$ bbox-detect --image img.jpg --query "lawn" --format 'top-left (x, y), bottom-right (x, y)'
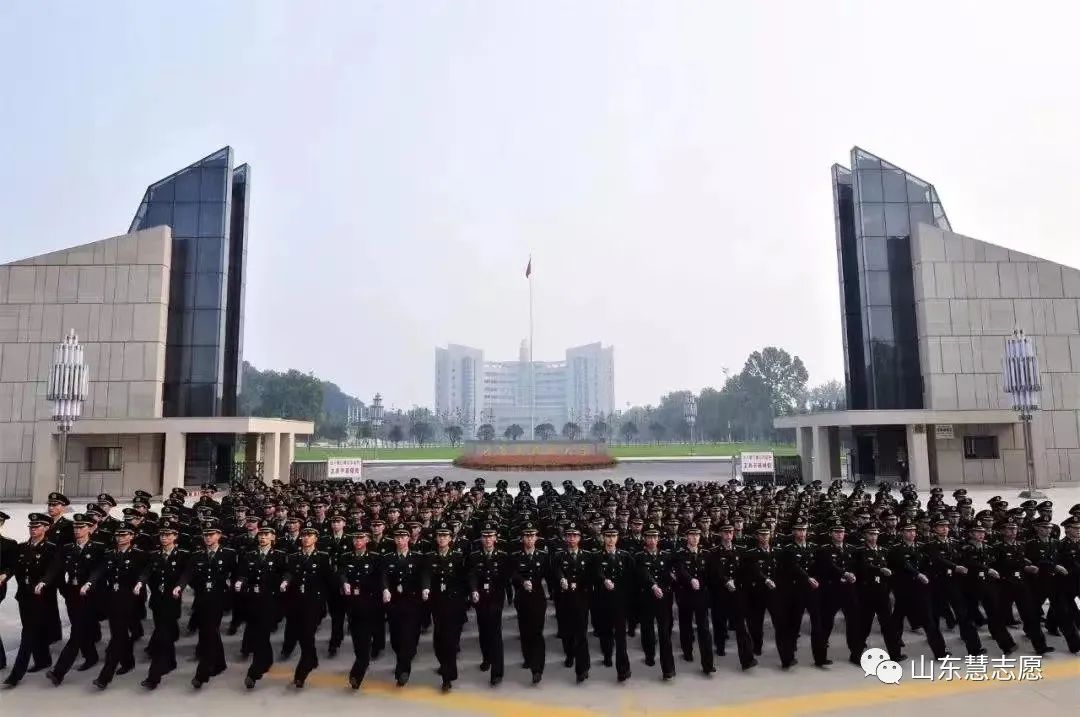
top-left (293, 442), bottom-right (795, 462)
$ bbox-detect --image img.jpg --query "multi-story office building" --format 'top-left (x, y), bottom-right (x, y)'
top-left (779, 147), bottom-right (1080, 488)
top-left (0, 149), bottom-right (311, 500)
top-left (435, 340), bottom-right (614, 435)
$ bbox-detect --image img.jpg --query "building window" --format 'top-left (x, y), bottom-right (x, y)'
top-left (963, 436), bottom-right (999, 460)
top-left (86, 447), bottom-right (123, 471)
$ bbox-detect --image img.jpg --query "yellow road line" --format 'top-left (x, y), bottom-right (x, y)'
top-left (654, 660), bottom-right (1080, 717)
top-left (265, 659), bottom-right (1080, 717)
top-left (265, 667), bottom-right (598, 717)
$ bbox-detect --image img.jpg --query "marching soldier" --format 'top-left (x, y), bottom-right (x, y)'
top-left (853, 525), bottom-right (904, 663)
top-left (778, 520), bottom-right (819, 669)
top-left (319, 514), bottom-right (351, 656)
top-left (44, 492), bottom-right (74, 547)
top-left (888, 521), bottom-right (948, 659)
top-left (43, 513), bottom-right (106, 685)
top-left (957, 524), bottom-right (1016, 654)
top-left (137, 519), bottom-right (189, 689)
top-left (743, 526), bottom-right (785, 664)
top-left (674, 522), bottom-right (714, 675)
top-left (708, 521), bottom-right (755, 669)
top-left (925, 517), bottom-right (981, 653)
top-left (812, 522), bottom-right (860, 667)
top-left (1, 513), bottom-right (59, 687)
top-left (992, 519), bottom-right (1051, 654)
top-left (340, 525), bottom-right (383, 689)
top-left (1057, 516), bottom-right (1080, 653)
top-left (90, 522), bottom-right (147, 689)
top-left (1027, 518), bottom-right (1080, 653)
top-left (0, 509), bottom-right (14, 670)
top-left (179, 519), bottom-right (238, 689)
top-left (553, 522), bottom-right (592, 682)
top-left (510, 520), bottom-right (549, 684)
top-left (381, 523), bottom-right (426, 686)
top-left (467, 521), bottom-right (509, 686)
top-left (593, 521), bottom-right (633, 682)
top-left (279, 522), bottom-right (335, 688)
top-left (427, 521), bottom-right (468, 691)
top-left (636, 522), bottom-right (676, 678)
top-left (235, 522), bottom-right (286, 689)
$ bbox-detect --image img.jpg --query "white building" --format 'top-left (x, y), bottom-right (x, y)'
top-left (435, 340), bottom-right (614, 436)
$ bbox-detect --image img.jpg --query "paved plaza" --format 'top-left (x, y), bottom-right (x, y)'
top-left (2, 478), bottom-right (1080, 716)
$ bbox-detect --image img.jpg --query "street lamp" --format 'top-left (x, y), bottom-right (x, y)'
top-left (47, 330), bottom-right (89, 495)
top-left (684, 395), bottom-right (698, 456)
top-left (370, 393), bottom-right (384, 460)
top-left (1002, 329), bottom-right (1043, 499)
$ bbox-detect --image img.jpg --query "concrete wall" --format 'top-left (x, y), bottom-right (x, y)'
top-left (64, 433), bottom-right (164, 498)
top-left (913, 223), bottom-right (1080, 484)
top-left (0, 228), bottom-right (171, 498)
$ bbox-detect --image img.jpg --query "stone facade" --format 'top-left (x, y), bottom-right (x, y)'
top-left (913, 223), bottom-right (1080, 484)
top-left (0, 228), bottom-right (171, 498)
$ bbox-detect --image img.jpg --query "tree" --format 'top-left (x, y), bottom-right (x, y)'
top-left (504, 424), bottom-right (524, 441)
top-left (590, 420), bottom-right (610, 442)
top-left (535, 422), bottom-right (557, 440)
top-left (445, 425), bottom-right (464, 446)
top-left (807, 379), bottom-right (845, 412)
top-left (318, 420), bottom-right (348, 446)
top-left (742, 346), bottom-right (809, 415)
top-left (357, 421), bottom-right (374, 441)
top-left (561, 422), bottom-right (582, 440)
top-left (620, 421), bottom-right (638, 444)
top-left (388, 424), bottom-right (404, 448)
top-left (648, 421), bottom-right (666, 444)
top-left (477, 424), bottom-right (496, 441)
top-left (410, 421), bottom-right (432, 446)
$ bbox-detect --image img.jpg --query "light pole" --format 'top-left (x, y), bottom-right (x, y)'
top-left (684, 395), bottom-right (698, 456)
top-left (47, 330), bottom-right (89, 495)
top-left (1002, 329), bottom-right (1044, 499)
top-left (370, 393), bottom-right (384, 460)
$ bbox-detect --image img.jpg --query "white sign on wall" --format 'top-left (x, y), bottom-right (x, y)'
top-left (741, 451), bottom-right (775, 474)
top-left (326, 457), bottom-right (363, 481)
top-left (935, 424), bottom-right (955, 440)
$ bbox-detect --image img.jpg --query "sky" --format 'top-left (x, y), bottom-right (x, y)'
top-left (4, 1), bottom-right (1080, 411)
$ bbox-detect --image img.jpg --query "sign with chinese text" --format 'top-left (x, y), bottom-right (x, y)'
top-left (741, 451), bottom-right (775, 474)
top-left (326, 458), bottom-right (363, 481)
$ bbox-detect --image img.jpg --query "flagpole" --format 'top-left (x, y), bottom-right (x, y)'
top-left (529, 257), bottom-right (535, 440)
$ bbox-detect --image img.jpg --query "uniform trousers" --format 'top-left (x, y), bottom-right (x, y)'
top-left (639, 590), bottom-right (675, 675)
top-left (243, 594), bottom-right (277, 681)
top-left (96, 589), bottom-right (138, 685)
top-left (711, 586), bottom-right (754, 667)
top-left (475, 595), bottom-right (505, 680)
top-left (854, 583), bottom-right (903, 660)
top-left (5, 596), bottom-right (53, 684)
top-left (431, 597), bottom-right (465, 682)
top-left (515, 591), bottom-right (547, 675)
top-left (145, 593), bottom-right (181, 684)
top-left (557, 591), bottom-right (591, 678)
top-left (814, 581), bottom-right (861, 665)
top-left (388, 595), bottom-right (422, 679)
top-left (676, 588), bottom-right (714, 671)
top-left (193, 595), bottom-right (227, 682)
top-left (292, 595), bottom-right (323, 682)
top-left (594, 590), bottom-right (631, 678)
top-left (51, 590), bottom-right (99, 679)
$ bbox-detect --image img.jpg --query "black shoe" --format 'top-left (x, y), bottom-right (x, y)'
top-left (618, 671), bottom-right (631, 682)
top-left (2, 678), bottom-right (18, 689)
top-left (815, 659), bottom-right (833, 667)
top-left (396, 671), bottom-right (410, 687)
top-left (532, 671), bottom-right (542, 684)
top-left (1037, 646), bottom-right (1056, 655)
top-left (244, 676), bottom-right (256, 690)
top-left (441, 679), bottom-right (452, 692)
top-left (849, 654), bottom-right (861, 666)
top-left (576, 671), bottom-right (589, 683)
top-left (717, 646), bottom-right (726, 657)
top-left (46, 670), bottom-right (62, 686)
top-left (682, 653), bottom-right (693, 662)
top-left (663, 672), bottom-right (674, 680)
top-left (191, 677), bottom-right (204, 689)
top-left (742, 658), bottom-right (758, 670)
top-left (293, 678), bottom-right (304, 689)
top-left (603, 657), bottom-right (613, 667)
top-left (92, 679), bottom-right (107, 690)
top-left (753, 647), bottom-right (762, 656)
top-left (350, 675), bottom-right (362, 690)
top-left (1003, 644), bottom-right (1018, 656)
top-left (479, 661), bottom-right (490, 672)
top-left (564, 656), bottom-right (574, 668)
top-left (117, 663), bottom-right (134, 676)
top-left (371, 649), bottom-right (382, 661)
top-left (781, 658), bottom-right (798, 669)
top-left (490, 675), bottom-right (502, 687)
top-left (970, 648), bottom-right (987, 657)
top-left (644, 657), bottom-right (655, 666)
top-left (140, 678), bottom-right (159, 690)
top-left (328, 645), bottom-right (338, 658)
top-left (627, 628), bottom-right (636, 637)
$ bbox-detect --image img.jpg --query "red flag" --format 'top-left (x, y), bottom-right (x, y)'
top-left (525, 256), bottom-right (532, 278)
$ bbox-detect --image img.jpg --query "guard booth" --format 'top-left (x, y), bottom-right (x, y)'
top-left (739, 451), bottom-right (776, 487)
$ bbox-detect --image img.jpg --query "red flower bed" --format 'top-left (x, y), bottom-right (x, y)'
top-left (453, 454), bottom-right (617, 471)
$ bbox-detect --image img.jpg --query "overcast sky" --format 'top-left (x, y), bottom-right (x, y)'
top-left (4, 2), bottom-right (1080, 411)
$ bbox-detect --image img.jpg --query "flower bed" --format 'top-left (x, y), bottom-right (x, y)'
top-left (452, 453), bottom-right (617, 471)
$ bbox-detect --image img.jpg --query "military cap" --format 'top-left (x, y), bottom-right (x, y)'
top-left (300, 522), bottom-right (320, 536)
top-left (71, 513), bottom-right (93, 526)
top-left (862, 524), bottom-right (881, 534)
top-left (564, 521), bottom-right (582, 535)
top-left (28, 512), bottom-right (51, 526)
top-left (754, 525), bottom-right (771, 535)
top-left (1020, 499), bottom-right (1038, 510)
top-left (158, 519), bottom-right (181, 534)
top-left (47, 491), bottom-right (70, 506)
top-left (133, 490), bottom-right (152, 500)
top-left (330, 514), bottom-right (347, 522)
top-left (952, 489), bottom-right (968, 497)
top-left (791, 520), bottom-right (809, 530)
top-left (121, 507), bottom-right (141, 519)
top-left (479, 522), bottom-right (498, 536)
top-left (201, 519), bottom-right (223, 533)
top-left (256, 521), bottom-right (276, 535)
top-left (930, 487), bottom-right (944, 495)
top-left (1062, 516), bottom-right (1080, 528)
top-left (602, 521), bottom-right (620, 535)
top-left (495, 479), bottom-right (508, 490)
top-left (520, 521), bottom-right (539, 535)
top-left (434, 521), bottom-right (452, 535)
top-left (828, 522), bottom-right (846, 532)
top-left (1070, 503), bottom-right (1080, 516)
top-left (114, 522), bottom-right (137, 536)
top-left (350, 525), bottom-right (372, 538)
top-left (899, 521), bottom-right (917, 531)
top-left (1033, 517), bottom-right (1053, 527)
top-left (0, 509), bottom-right (10, 521)
top-left (285, 516), bottom-right (302, 525)
top-left (244, 515), bottom-right (260, 524)
top-left (96, 493), bottom-right (118, 507)
top-left (717, 521), bottom-right (734, 531)
top-left (370, 517), bottom-right (386, 526)
top-left (643, 522), bottom-right (660, 536)
top-left (1037, 501), bottom-right (1053, 511)
top-left (988, 495), bottom-right (1003, 505)
top-left (391, 523), bottom-right (409, 536)
top-left (969, 523), bottom-right (987, 533)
